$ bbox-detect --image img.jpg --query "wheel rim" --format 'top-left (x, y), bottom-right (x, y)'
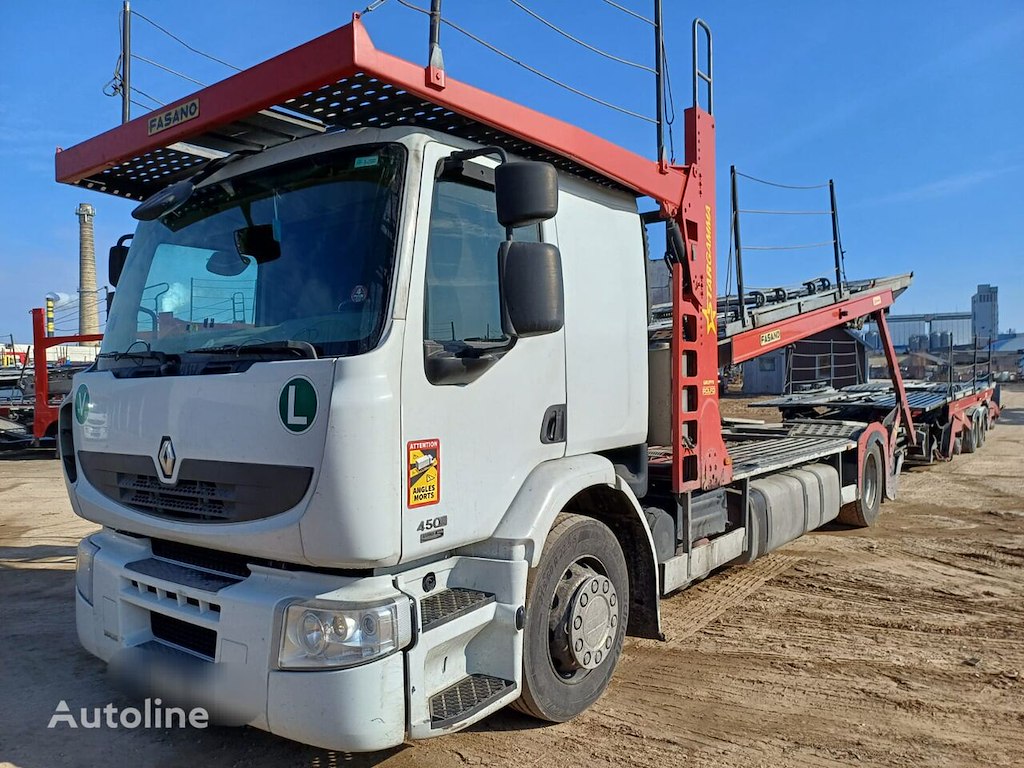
top-left (864, 451), bottom-right (879, 509)
top-left (547, 560), bottom-right (619, 681)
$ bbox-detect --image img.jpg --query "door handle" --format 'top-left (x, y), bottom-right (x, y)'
top-left (540, 404), bottom-right (567, 444)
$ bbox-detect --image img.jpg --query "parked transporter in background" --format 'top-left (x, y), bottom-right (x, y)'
top-left (55, 14), bottom-right (998, 752)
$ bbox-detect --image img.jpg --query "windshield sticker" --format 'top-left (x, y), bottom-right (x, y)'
top-left (350, 285), bottom-right (367, 303)
top-left (407, 439), bottom-right (440, 508)
top-left (279, 377), bottom-right (318, 434)
top-left (354, 156), bottom-right (379, 168)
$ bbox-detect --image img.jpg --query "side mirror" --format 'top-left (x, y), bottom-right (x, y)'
top-left (108, 234), bottom-right (132, 286)
top-left (494, 162), bottom-right (558, 229)
top-left (499, 241), bottom-right (564, 337)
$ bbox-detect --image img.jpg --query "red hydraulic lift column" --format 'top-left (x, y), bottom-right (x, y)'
top-left (670, 19), bottom-right (731, 494)
top-left (874, 308), bottom-right (916, 449)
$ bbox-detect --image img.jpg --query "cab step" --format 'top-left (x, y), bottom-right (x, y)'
top-left (421, 587), bottom-right (495, 632)
top-left (429, 674), bottom-right (516, 730)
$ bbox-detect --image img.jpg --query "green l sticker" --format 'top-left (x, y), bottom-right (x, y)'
top-left (74, 385), bottom-right (90, 425)
top-left (279, 377), bottom-right (318, 434)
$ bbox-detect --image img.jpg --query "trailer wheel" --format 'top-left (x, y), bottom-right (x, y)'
top-left (838, 443), bottom-right (882, 527)
top-left (513, 513), bottom-right (629, 723)
top-left (977, 409), bottom-right (989, 447)
top-left (961, 417), bottom-right (978, 454)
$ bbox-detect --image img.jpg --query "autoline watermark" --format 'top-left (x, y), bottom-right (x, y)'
top-left (48, 699), bottom-right (208, 729)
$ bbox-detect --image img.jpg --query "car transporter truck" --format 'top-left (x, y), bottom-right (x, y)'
top-left (54, 10), bottom-right (1000, 752)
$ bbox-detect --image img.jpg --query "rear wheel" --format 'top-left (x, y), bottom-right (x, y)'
top-left (513, 513), bottom-right (629, 722)
top-left (838, 443), bottom-right (882, 527)
top-left (977, 409), bottom-right (989, 447)
top-left (961, 417), bottom-right (978, 454)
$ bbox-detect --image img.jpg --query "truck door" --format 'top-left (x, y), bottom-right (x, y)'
top-left (399, 142), bottom-right (567, 559)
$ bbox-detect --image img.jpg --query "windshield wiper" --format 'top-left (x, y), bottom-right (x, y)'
top-left (97, 341), bottom-right (178, 366)
top-left (184, 339), bottom-right (318, 360)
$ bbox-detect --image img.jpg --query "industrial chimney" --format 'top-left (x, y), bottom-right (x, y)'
top-left (76, 203), bottom-right (100, 345)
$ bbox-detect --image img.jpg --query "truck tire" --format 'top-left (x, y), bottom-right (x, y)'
top-left (837, 443), bottom-right (882, 527)
top-left (961, 417), bottom-right (978, 454)
top-left (977, 409), bottom-right (988, 447)
top-left (512, 513), bottom-right (629, 723)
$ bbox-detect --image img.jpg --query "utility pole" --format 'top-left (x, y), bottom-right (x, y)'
top-left (121, 1), bottom-right (132, 123)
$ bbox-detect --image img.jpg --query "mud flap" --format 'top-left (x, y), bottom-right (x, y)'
top-left (884, 450), bottom-right (904, 501)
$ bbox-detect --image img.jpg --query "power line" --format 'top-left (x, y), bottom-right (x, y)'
top-left (735, 171), bottom-right (830, 190)
top-left (130, 85), bottom-right (166, 107)
top-left (744, 241), bottom-right (837, 251)
top-left (661, 38), bottom-right (676, 162)
top-left (130, 10), bottom-right (242, 72)
top-left (506, 0), bottom-right (654, 73)
top-left (395, 0), bottom-right (655, 124)
top-left (600, 0), bottom-right (653, 25)
top-left (738, 209), bottom-right (833, 215)
top-left (131, 53), bottom-right (208, 88)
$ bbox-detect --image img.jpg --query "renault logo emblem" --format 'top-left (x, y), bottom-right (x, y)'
top-left (158, 436), bottom-right (176, 480)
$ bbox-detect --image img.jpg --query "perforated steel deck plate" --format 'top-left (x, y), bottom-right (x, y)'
top-left (420, 587), bottom-right (494, 632)
top-left (429, 674), bottom-right (515, 729)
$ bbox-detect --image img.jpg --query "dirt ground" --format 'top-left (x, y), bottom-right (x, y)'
top-left (1, 393), bottom-right (1022, 768)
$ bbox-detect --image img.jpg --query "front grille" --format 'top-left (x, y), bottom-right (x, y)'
top-left (120, 473), bottom-right (234, 521)
top-left (150, 612), bottom-right (217, 660)
top-left (79, 451), bottom-right (313, 524)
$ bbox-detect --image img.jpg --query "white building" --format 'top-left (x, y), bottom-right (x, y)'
top-left (972, 284), bottom-right (998, 344)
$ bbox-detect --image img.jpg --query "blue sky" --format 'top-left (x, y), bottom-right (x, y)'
top-left (1, 0), bottom-right (1022, 342)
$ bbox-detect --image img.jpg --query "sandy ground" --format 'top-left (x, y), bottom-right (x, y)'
top-left (1, 393), bottom-right (1021, 768)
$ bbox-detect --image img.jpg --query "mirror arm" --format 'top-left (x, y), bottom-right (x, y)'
top-left (439, 146), bottom-right (508, 178)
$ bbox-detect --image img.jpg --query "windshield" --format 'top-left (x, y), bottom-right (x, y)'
top-left (99, 143), bottom-right (405, 367)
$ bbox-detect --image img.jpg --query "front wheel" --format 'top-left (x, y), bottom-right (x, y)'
top-left (513, 513), bottom-right (629, 722)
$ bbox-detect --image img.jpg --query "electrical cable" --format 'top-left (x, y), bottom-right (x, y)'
top-left (131, 53), bottom-right (208, 88)
top-left (600, 0), bottom-right (653, 25)
top-left (661, 38), bottom-right (676, 162)
top-left (506, 0), bottom-right (655, 73)
top-left (734, 171), bottom-right (830, 190)
top-left (130, 85), bottom-right (167, 107)
top-left (738, 209), bottom-right (832, 215)
top-left (743, 241), bottom-right (837, 251)
top-left (395, 0), bottom-right (655, 123)
top-left (130, 10), bottom-right (243, 72)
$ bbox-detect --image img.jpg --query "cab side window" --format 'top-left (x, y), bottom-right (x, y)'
top-left (423, 177), bottom-right (538, 346)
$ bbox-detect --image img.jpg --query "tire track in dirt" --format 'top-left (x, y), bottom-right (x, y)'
top-left (637, 554), bottom-right (803, 648)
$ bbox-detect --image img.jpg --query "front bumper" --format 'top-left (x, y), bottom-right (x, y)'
top-left (76, 530), bottom-right (407, 752)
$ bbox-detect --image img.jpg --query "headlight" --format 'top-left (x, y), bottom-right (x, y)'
top-left (76, 537), bottom-right (100, 605)
top-left (278, 597), bottom-right (412, 670)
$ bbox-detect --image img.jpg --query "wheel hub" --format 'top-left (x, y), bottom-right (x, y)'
top-left (566, 575), bottom-right (618, 670)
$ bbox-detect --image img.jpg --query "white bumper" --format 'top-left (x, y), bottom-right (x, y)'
top-left (76, 530), bottom-right (408, 752)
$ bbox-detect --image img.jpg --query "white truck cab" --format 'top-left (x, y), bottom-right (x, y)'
top-left (68, 124), bottom-right (654, 750)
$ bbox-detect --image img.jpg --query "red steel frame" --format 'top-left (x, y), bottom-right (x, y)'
top-left (30, 307), bottom-right (101, 440)
top-left (937, 387), bottom-right (1000, 459)
top-left (54, 15), bottom-right (914, 494)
